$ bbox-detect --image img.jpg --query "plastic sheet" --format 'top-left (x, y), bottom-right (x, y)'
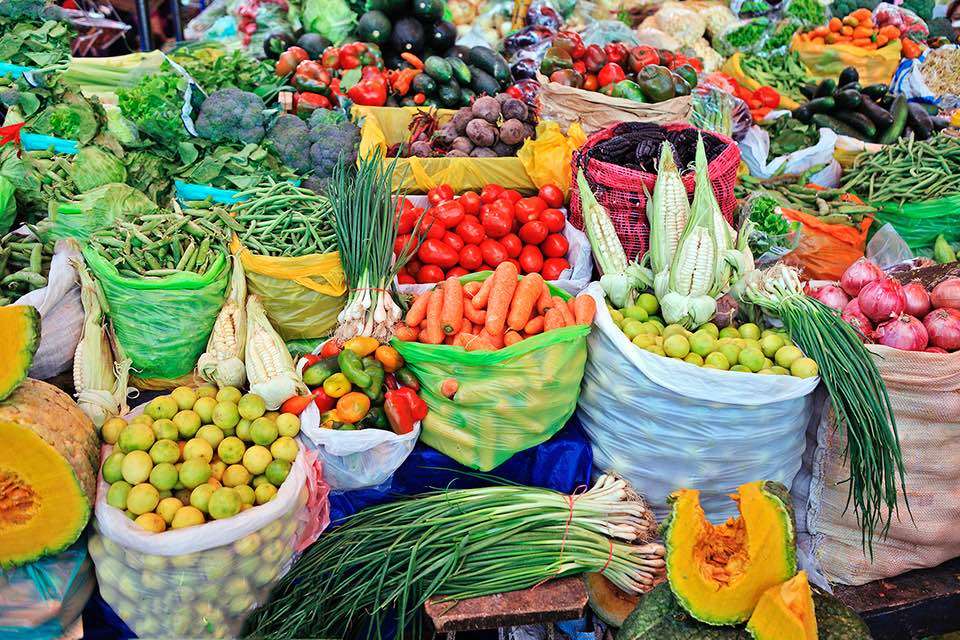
top-left (576, 283), bottom-right (818, 521)
top-left (19, 132), bottom-right (78, 155)
top-left (517, 121), bottom-right (587, 195)
top-left (174, 180), bottom-right (244, 204)
top-left (872, 195), bottom-right (960, 252)
top-left (740, 125), bottom-right (842, 187)
top-left (781, 208), bottom-right (873, 281)
top-left (791, 36), bottom-right (902, 87)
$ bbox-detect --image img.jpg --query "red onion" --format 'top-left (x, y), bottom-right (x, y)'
top-left (922, 308), bottom-right (960, 352)
top-left (930, 277), bottom-right (960, 311)
top-left (810, 284), bottom-right (850, 312)
top-left (902, 281), bottom-right (931, 319)
top-left (874, 314), bottom-right (928, 351)
top-left (840, 258), bottom-right (884, 297)
top-left (858, 278), bottom-right (906, 323)
top-left (926, 346), bottom-right (948, 353)
top-left (841, 298), bottom-right (874, 340)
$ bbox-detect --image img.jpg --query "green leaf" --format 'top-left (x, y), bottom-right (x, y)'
top-left (178, 141), bottom-right (199, 165)
top-left (340, 68), bottom-right (361, 91)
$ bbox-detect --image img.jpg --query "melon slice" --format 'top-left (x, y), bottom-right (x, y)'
top-left (747, 571), bottom-right (818, 640)
top-left (0, 305), bottom-right (40, 401)
top-left (0, 379), bottom-right (99, 568)
top-left (663, 481), bottom-right (797, 625)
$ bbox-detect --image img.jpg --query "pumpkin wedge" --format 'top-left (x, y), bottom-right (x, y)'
top-left (0, 305), bottom-right (40, 401)
top-left (663, 481), bottom-right (797, 625)
top-left (0, 379), bottom-right (99, 568)
top-left (747, 571), bottom-right (818, 640)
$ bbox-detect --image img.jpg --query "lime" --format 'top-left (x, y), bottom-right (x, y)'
top-left (236, 419), bottom-right (253, 442)
top-left (663, 334), bottom-right (691, 358)
top-left (121, 450), bottom-right (153, 484)
top-left (101, 452), bottom-right (125, 484)
top-left (757, 368), bottom-right (775, 375)
top-left (770, 366), bottom-right (790, 375)
top-left (276, 413), bottom-right (300, 438)
top-left (149, 439), bottom-right (180, 464)
top-left (683, 353), bottom-right (704, 366)
top-left (222, 464), bottom-right (252, 488)
top-left (173, 410), bottom-right (202, 438)
top-left (644, 345), bottom-right (666, 356)
top-left (179, 458), bottom-right (212, 489)
top-left (135, 513), bottom-right (166, 533)
top-left (170, 386), bottom-right (197, 411)
top-left (704, 351), bottom-right (730, 370)
top-left (623, 305), bottom-right (649, 322)
top-left (197, 425), bottom-right (225, 449)
top-left (631, 334), bottom-right (658, 349)
top-left (718, 343), bottom-right (741, 367)
top-left (145, 396), bottom-right (179, 421)
top-left (243, 445), bottom-right (273, 475)
top-left (171, 506), bottom-right (205, 529)
top-left (739, 347), bottom-right (766, 372)
top-left (192, 397), bottom-right (217, 424)
top-left (738, 323), bottom-right (761, 340)
top-left (270, 436), bottom-right (299, 463)
top-left (718, 326), bottom-right (740, 339)
top-left (790, 357), bottom-right (819, 378)
top-left (118, 422), bottom-right (155, 453)
top-left (151, 418), bottom-right (178, 441)
top-left (149, 462), bottom-right (179, 491)
top-left (760, 334), bottom-right (785, 358)
top-left (689, 330), bottom-right (717, 357)
top-left (190, 484), bottom-right (217, 514)
top-left (195, 384), bottom-right (218, 398)
top-left (620, 318), bottom-right (644, 339)
top-left (101, 418), bottom-right (127, 445)
top-left (182, 437), bottom-right (214, 462)
top-left (208, 488), bottom-right (241, 520)
top-left (730, 365), bottom-right (752, 373)
top-left (218, 436), bottom-right (246, 464)
top-left (661, 324), bottom-right (687, 339)
top-left (156, 497), bottom-right (183, 524)
top-left (646, 319), bottom-right (664, 334)
top-left (210, 460), bottom-right (226, 481)
top-left (234, 485), bottom-right (255, 505)
top-left (774, 345), bottom-right (804, 369)
top-left (700, 322), bottom-right (719, 338)
top-left (250, 417), bottom-right (279, 446)
top-left (216, 386), bottom-right (243, 404)
top-left (127, 483), bottom-right (160, 515)
top-left (609, 307), bottom-right (624, 325)
top-left (238, 394), bottom-right (266, 421)
top-left (637, 293), bottom-right (659, 315)
top-left (265, 459), bottom-right (292, 486)
top-left (255, 484), bottom-right (278, 505)
top-left (106, 481), bottom-right (132, 510)
top-left (213, 401), bottom-right (241, 429)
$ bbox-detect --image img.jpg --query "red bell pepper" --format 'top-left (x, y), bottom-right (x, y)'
top-left (320, 46), bottom-right (340, 69)
top-left (295, 92), bottom-right (333, 117)
top-left (754, 85), bottom-right (781, 108)
top-left (311, 387), bottom-right (336, 412)
top-left (384, 390), bottom-right (415, 434)
top-left (604, 42), bottom-right (630, 66)
top-left (598, 62), bottom-right (626, 88)
top-left (346, 69), bottom-right (388, 106)
top-left (628, 45), bottom-right (659, 73)
top-left (553, 30), bottom-right (585, 59)
top-left (583, 44), bottom-right (607, 74)
top-left (276, 46), bottom-right (309, 76)
top-left (294, 60), bottom-right (332, 93)
top-left (392, 386), bottom-right (428, 421)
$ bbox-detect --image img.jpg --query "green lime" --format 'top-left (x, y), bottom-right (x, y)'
top-left (663, 334), bottom-right (691, 359)
top-left (689, 330), bottom-right (717, 357)
top-left (623, 305), bottom-right (649, 322)
top-left (637, 293), bottom-right (659, 315)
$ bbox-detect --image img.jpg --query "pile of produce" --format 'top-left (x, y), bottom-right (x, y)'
top-left (232, 180), bottom-right (336, 256)
top-left (737, 175), bottom-right (877, 228)
top-left (0, 232), bottom-right (53, 305)
top-left (98, 386), bottom-right (301, 531)
top-left (272, 41), bottom-right (387, 109)
top-left (796, 8), bottom-right (922, 57)
top-left (738, 51), bottom-right (811, 102)
top-left (355, 0), bottom-right (458, 70)
top-left (398, 46), bottom-right (514, 107)
top-left (394, 263), bottom-right (596, 349)
top-left (791, 67), bottom-right (949, 142)
top-left (396, 182), bottom-right (569, 283)
top-left (389, 93), bottom-right (537, 158)
top-left (291, 336), bottom-right (428, 434)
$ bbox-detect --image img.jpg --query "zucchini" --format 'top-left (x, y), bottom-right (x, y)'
top-left (833, 89), bottom-right (862, 110)
top-left (812, 113), bottom-right (864, 139)
top-left (857, 96), bottom-right (895, 128)
top-left (834, 111), bottom-right (877, 138)
top-left (467, 46), bottom-right (511, 88)
top-left (878, 94), bottom-right (908, 144)
top-left (838, 66), bottom-right (859, 86)
top-left (814, 79), bottom-right (836, 98)
top-left (861, 83), bottom-right (888, 101)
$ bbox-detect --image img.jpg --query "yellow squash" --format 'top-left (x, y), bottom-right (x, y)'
top-left (747, 571), bottom-right (818, 640)
top-left (0, 305), bottom-right (40, 401)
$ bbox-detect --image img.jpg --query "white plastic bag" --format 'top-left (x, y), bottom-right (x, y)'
top-left (576, 283), bottom-right (819, 521)
top-left (740, 125), bottom-right (842, 187)
top-left (299, 398), bottom-right (420, 490)
top-left (891, 45), bottom-right (960, 108)
top-left (12, 237), bottom-right (83, 380)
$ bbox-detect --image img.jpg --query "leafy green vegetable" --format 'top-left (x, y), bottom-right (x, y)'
top-left (172, 48), bottom-right (288, 101)
top-left (175, 142), bottom-right (294, 191)
top-left (117, 68), bottom-right (190, 149)
top-left (27, 90), bottom-right (104, 143)
top-left (69, 146), bottom-right (127, 193)
top-left (763, 116), bottom-right (818, 162)
top-left (718, 18), bottom-right (770, 55)
top-left (293, 0), bottom-right (357, 45)
top-left (762, 18), bottom-right (801, 53)
top-left (783, 0), bottom-right (827, 27)
top-left (744, 193), bottom-right (800, 258)
top-left (0, 16), bottom-right (72, 71)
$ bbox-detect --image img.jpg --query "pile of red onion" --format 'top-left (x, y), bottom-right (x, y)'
top-left (808, 258), bottom-right (960, 352)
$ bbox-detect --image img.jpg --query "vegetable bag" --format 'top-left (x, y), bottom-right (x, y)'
top-left (871, 195), bottom-right (960, 253)
top-left (231, 238), bottom-right (346, 341)
top-left (83, 246), bottom-right (229, 386)
top-left (576, 284), bottom-right (819, 521)
top-left (393, 276), bottom-right (589, 471)
top-left (790, 36), bottom-right (901, 87)
top-left (804, 346), bottom-right (960, 585)
top-left (780, 207), bottom-right (872, 281)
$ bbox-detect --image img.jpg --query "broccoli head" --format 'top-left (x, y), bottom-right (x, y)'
top-left (307, 118), bottom-right (360, 184)
top-left (927, 17), bottom-right (955, 40)
top-left (902, 0), bottom-right (934, 20)
top-left (265, 113), bottom-right (312, 173)
top-left (308, 108), bottom-right (348, 128)
top-left (195, 88), bottom-right (268, 145)
top-left (829, 0), bottom-right (880, 19)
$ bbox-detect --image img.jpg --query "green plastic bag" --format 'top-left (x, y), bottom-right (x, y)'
top-left (45, 184), bottom-right (157, 241)
top-left (0, 175), bottom-right (14, 234)
top-left (83, 247), bottom-right (229, 382)
top-left (392, 277), bottom-right (589, 471)
top-left (872, 195), bottom-right (960, 252)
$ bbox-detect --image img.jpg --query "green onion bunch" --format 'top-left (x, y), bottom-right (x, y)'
top-left (742, 264), bottom-right (907, 552)
top-left (243, 475), bottom-right (664, 640)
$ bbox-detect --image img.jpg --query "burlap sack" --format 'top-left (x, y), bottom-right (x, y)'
top-left (806, 345), bottom-right (960, 585)
top-left (537, 74), bottom-right (692, 135)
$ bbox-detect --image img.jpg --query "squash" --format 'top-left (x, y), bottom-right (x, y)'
top-left (810, 591), bottom-right (871, 640)
top-left (747, 571), bottom-right (817, 640)
top-left (584, 573), bottom-right (641, 628)
top-left (0, 379), bottom-right (99, 568)
top-left (663, 481), bottom-right (797, 625)
top-left (0, 305), bottom-right (40, 401)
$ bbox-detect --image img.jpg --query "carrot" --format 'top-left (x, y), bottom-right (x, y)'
top-left (465, 334), bottom-right (496, 351)
top-left (507, 273), bottom-right (544, 331)
top-left (524, 316), bottom-right (544, 335)
top-left (504, 330), bottom-right (522, 347)
top-left (444, 333), bottom-right (456, 345)
top-left (453, 333), bottom-right (470, 347)
top-left (405, 293), bottom-right (431, 327)
top-left (463, 302), bottom-right (486, 325)
top-left (440, 277), bottom-right (464, 335)
top-left (472, 275), bottom-right (495, 310)
top-left (543, 308), bottom-right (563, 332)
top-left (876, 34), bottom-right (889, 46)
top-left (852, 26), bottom-right (873, 39)
top-left (851, 37), bottom-right (872, 47)
top-left (461, 319), bottom-right (473, 335)
top-left (829, 17), bottom-right (842, 31)
top-left (851, 8), bottom-right (872, 22)
top-left (484, 328), bottom-right (504, 348)
top-left (463, 281), bottom-right (482, 298)
top-left (393, 323), bottom-right (419, 341)
top-left (842, 15), bottom-right (858, 27)
top-left (484, 262), bottom-right (519, 336)
top-left (536, 283), bottom-right (554, 314)
top-left (811, 25), bottom-right (829, 37)
top-left (440, 378), bottom-right (458, 398)
top-left (811, 36), bottom-right (826, 45)
top-left (553, 296), bottom-right (575, 326)
top-left (423, 289), bottom-right (444, 344)
top-left (573, 294), bottom-right (597, 325)
top-left (840, 25), bottom-right (853, 36)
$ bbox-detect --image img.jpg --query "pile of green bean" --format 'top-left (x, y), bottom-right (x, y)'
top-left (841, 134), bottom-right (960, 206)
top-left (0, 232), bottom-right (54, 305)
top-left (87, 204), bottom-right (237, 279)
top-left (232, 179), bottom-right (336, 257)
top-left (739, 52), bottom-right (810, 102)
top-left (738, 174), bottom-right (877, 227)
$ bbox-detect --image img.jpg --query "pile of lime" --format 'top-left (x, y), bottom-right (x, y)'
top-left (610, 298), bottom-right (819, 378)
top-left (99, 385), bottom-right (302, 532)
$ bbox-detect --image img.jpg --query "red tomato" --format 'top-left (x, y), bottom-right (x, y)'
top-left (312, 387), bottom-right (336, 412)
top-left (459, 244), bottom-right (483, 270)
top-left (418, 238), bottom-right (459, 268)
top-left (417, 264), bottom-right (444, 283)
top-left (481, 264), bottom-right (496, 272)
top-left (456, 218), bottom-right (486, 245)
top-left (515, 196), bottom-right (547, 224)
top-left (394, 234), bottom-right (412, 256)
top-left (428, 184), bottom-right (454, 205)
top-left (421, 214), bottom-right (445, 240)
top-left (459, 191), bottom-right (481, 215)
top-left (301, 353), bottom-right (322, 368)
top-left (480, 183), bottom-right (505, 203)
top-left (432, 200), bottom-right (465, 228)
top-left (541, 257), bottom-right (571, 280)
top-left (462, 214), bottom-right (480, 225)
top-left (501, 233), bottom-right (522, 258)
top-left (396, 202), bottom-right (417, 235)
top-left (541, 233), bottom-right (569, 258)
top-left (397, 273), bottom-right (416, 285)
top-left (539, 208), bottom-right (566, 233)
top-left (481, 200), bottom-right (514, 238)
top-left (480, 239), bottom-right (508, 267)
top-left (518, 245), bottom-right (544, 274)
top-left (443, 232), bottom-right (464, 252)
top-left (447, 266), bottom-right (469, 279)
top-left (320, 339), bottom-right (342, 357)
top-left (518, 220), bottom-right (549, 245)
top-left (499, 189), bottom-right (523, 204)
top-left (538, 185), bottom-right (564, 208)
top-left (405, 258), bottom-right (422, 276)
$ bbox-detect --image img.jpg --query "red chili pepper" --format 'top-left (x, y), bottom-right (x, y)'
top-left (598, 62), bottom-right (626, 88)
top-left (384, 390), bottom-right (416, 434)
top-left (392, 386), bottom-right (428, 421)
top-left (418, 238), bottom-right (460, 268)
top-left (281, 395), bottom-right (314, 416)
top-left (604, 42), bottom-right (630, 65)
top-left (311, 387), bottom-right (336, 412)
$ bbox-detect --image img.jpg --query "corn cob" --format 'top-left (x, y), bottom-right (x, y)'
top-left (244, 294), bottom-right (307, 409)
top-left (197, 256), bottom-right (247, 388)
top-left (645, 142), bottom-right (690, 276)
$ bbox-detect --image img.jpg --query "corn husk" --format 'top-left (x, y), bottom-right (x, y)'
top-left (245, 294), bottom-right (306, 409)
top-left (197, 255), bottom-right (247, 388)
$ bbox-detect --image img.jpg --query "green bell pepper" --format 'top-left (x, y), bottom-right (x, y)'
top-left (338, 349), bottom-right (371, 388)
top-left (302, 356), bottom-right (340, 387)
top-left (611, 80), bottom-right (647, 103)
top-left (674, 64), bottom-right (699, 89)
top-left (540, 46), bottom-right (573, 77)
top-left (636, 65), bottom-right (676, 103)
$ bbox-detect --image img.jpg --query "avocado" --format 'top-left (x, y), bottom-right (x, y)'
top-left (356, 11), bottom-right (392, 46)
top-left (412, 0), bottom-right (443, 22)
top-left (390, 17), bottom-right (425, 53)
top-left (427, 21), bottom-right (457, 53)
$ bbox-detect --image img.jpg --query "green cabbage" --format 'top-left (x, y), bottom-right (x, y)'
top-left (300, 0), bottom-right (356, 45)
top-left (69, 146), bottom-right (127, 193)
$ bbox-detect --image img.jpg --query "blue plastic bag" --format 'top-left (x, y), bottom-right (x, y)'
top-left (173, 180), bottom-right (244, 204)
top-left (20, 133), bottom-right (78, 155)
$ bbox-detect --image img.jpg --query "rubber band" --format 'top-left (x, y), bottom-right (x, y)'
top-left (598, 538), bottom-right (614, 575)
top-left (532, 484), bottom-right (588, 590)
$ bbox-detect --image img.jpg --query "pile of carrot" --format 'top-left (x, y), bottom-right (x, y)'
top-left (394, 261), bottom-right (596, 351)
top-left (798, 8), bottom-right (917, 54)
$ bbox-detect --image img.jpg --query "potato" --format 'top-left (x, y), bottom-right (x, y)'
top-left (500, 98), bottom-right (528, 122)
top-left (432, 124), bottom-right (458, 148)
top-left (495, 92), bottom-right (512, 105)
top-left (498, 118), bottom-right (527, 146)
top-left (450, 107), bottom-right (475, 134)
top-left (471, 96), bottom-right (501, 123)
top-left (492, 141), bottom-right (517, 157)
top-left (470, 147), bottom-right (498, 158)
top-left (466, 119), bottom-right (498, 147)
top-left (450, 136), bottom-right (474, 155)
top-left (410, 140), bottom-right (434, 157)
top-left (447, 150), bottom-right (469, 157)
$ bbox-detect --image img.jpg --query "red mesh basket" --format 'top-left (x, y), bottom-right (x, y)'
top-left (569, 123), bottom-right (740, 262)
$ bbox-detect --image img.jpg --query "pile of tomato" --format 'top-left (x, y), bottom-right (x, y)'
top-left (395, 183), bottom-right (572, 284)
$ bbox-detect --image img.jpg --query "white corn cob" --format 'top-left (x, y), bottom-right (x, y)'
top-left (197, 256), bottom-right (247, 387)
top-left (578, 168), bottom-right (628, 275)
top-left (646, 142), bottom-right (690, 275)
top-left (672, 227), bottom-right (717, 297)
top-left (245, 294), bottom-right (307, 409)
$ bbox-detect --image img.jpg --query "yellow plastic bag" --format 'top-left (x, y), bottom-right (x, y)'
top-left (354, 105), bottom-right (537, 193)
top-left (230, 237), bottom-right (347, 341)
top-left (517, 121), bottom-right (586, 195)
top-left (721, 54), bottom-right (801, 110)
top-left (791, 37), bottom-right (901, 87)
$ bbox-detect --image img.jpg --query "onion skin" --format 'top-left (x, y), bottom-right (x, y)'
top-left (930, 277), bottom-right (960, 311)
top-left (842, 298), bottom-right (874, 341)
top-left (926, 347), bottom-right (948, 353)
top-left (874, 314), bottom-right (928, 351)
top-left (858, 278), bottom-right (906, 323)
top-left (902, 281), bottom-right (931, 319)
top-left (810, 284), bottom-right (850, 312)
top-left (923, 308), bottom-right (960, 352)
top-left (841, 258), bottom-right (884, 297)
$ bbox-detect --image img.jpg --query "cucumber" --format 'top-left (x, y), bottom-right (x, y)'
top-left (459, 86), bottom-right (476, 106)
top-left (812, 113), bottom-right (864, 139)
top-left (878, 94), bottom-right (908, 144)
top-left (468, 46), bottom-right (511, 89)
top-left (799, 83), bottom-right (818, 100)
top-left (834, 111), bottom-right (877, 138)
top-left (814, 79), bottom-right (836, 98)
top-left (861, 83), bottom-right (888, 100)
top-left (411, 72), bottom-right (437, 96)
top-left (806, 96), bottom-right (835, 113)
top-left (423, 56), bottom-right (453, 83)
top-left (838, 66), bottom-right (859, 86)
top-left (437, 81), bottom-right (462, 108)
top-left (468, 65), bottom-right (500, 97)
top-left (447, 56), bottom-right (471, 85)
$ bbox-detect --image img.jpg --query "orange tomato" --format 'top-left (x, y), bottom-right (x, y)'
top-left (336, 392), bottom-right (371, 423)
top-left (829, 17), bottom-right (842, 32)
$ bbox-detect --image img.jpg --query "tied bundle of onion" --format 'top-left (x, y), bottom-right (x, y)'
top-left (742, 264), bottom-right (907, 552)
top-left (244, 475), bottom-right (665, 639)
top-left (327, 151), bottom-right (419, 342)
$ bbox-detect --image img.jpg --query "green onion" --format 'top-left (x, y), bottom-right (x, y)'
top-left (243, 476), bottom-right (664, 639)
top-left (743, 264), bottom-right (907, 554)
